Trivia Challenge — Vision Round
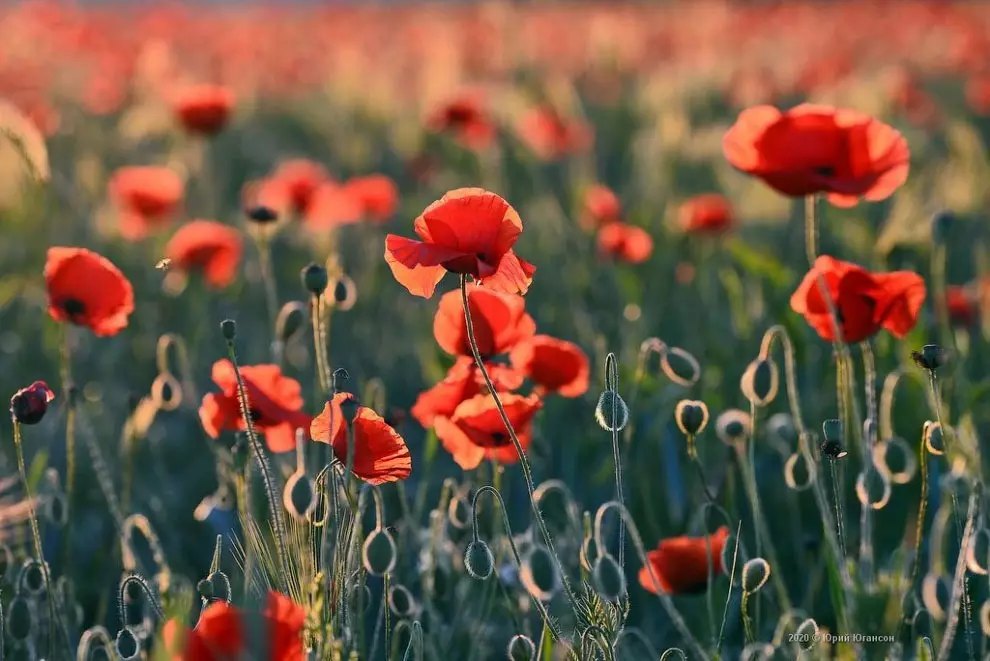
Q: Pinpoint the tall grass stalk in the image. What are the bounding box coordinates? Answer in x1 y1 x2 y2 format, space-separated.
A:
937 488 978 661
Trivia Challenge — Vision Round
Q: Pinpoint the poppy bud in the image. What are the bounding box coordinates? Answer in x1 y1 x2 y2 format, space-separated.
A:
855 465 891 510
595 390 629 432
283 472 317 521
464 539 495 580
301 263 329 296
10 381 55 425
507 634 536 661
911 344 947 372
20 560 45 595
6 596 32 643
362 528 397 576
387 583 417 618
333 279 349 304
520 546 560 600
923 421 945 455
591 553 627 601
115 626 141 660
220 319 237 341
196 578 214 600
820 438 848 460
659 650 687 661
741 557 771 594
675 399 709 442
931 210 954 245
246 205 278 224
794 618 820 651
661 347 701 387
715 409 751 447
740 358 778 406
275 301 307 344
822 418 843 443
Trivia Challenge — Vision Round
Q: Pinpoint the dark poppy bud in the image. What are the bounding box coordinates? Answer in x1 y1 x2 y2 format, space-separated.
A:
196 578 214 600
387 584 416 618
275 302 307 344
334 279 349 303
10 381 55 425
507 634 537 661
220 319 237 341
115 626 140 660
931 210 954 245
822 418 842 442
301 263 329 296
740 358 779 406
591 553 627 601
246 205 278 224
283 472 316 521
362 528 397 576
675 400 709 437
911 344 947 372
6 596 32 643
820 438 848 460
464 539 495 580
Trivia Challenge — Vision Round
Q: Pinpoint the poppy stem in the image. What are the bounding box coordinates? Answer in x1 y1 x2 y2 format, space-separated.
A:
457 274 581 616
59 326 76 575
604 352 626 569
311 293 331 395
714 520 744 661
255 234 280 356
897 425 929 644
804 194 819 266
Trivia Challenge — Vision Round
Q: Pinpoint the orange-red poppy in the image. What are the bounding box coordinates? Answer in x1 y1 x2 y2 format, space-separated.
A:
433 393 542 470
411 356 524 428
344 174 399 223
172 83 235 135
433 284 536 358
163 591 305 661
583 184 621 228
790 255 926 343
310 393 412 485
947 285 976 327
723 104 910 208
597 222 653 264
271 159 330 216
679 194 734 235
426 91 495 150
10 381 55 425
303 182 363 229
109 166 184 240
509 335 590 398
199 360 311 454
384 188 536 298
638 526 730 595
516 106 592 161
44 247 134 337
164 220 242 288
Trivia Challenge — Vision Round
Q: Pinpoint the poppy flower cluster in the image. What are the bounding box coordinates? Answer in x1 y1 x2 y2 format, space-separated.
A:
581 184 654 264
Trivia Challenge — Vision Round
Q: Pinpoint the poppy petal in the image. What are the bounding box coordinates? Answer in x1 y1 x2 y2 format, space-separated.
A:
384 235 450 298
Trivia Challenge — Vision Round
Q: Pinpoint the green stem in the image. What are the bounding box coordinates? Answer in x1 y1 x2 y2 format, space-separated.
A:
60 328 75 575
897 427 929 644
257 234 279 354
312 294 330 396
741 591 755 645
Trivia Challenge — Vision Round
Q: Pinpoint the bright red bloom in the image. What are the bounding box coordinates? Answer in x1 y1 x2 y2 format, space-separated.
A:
271 159 330 216
790 256 926 343
433 393 542 470
10 381 55 425
344 175 399 223
509 335 590 398
164 220 242 288
638 526 730 595
310 393 412 485
433 284 536 358
947 285 977 327
199 360 311 453
45 247 134 337
384 188 536 298
723 104 910 208
679 194 734 235
516 106 592 161
583 185 621 228
163 591 305 661
172 84 235 136
411 357 524 429
109 166 184 240
597 222 653 264
426 91 495 150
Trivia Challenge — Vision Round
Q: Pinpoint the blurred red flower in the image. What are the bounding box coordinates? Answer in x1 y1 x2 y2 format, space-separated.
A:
947 285 977 327
109 166 184 240
163 591 305 661
790 256 926 343
310 393 412 485
638 526 730 595
385 188 536 298
597 222 653 263
10 381 55 426
172 83 235 136
426 91 495 150
303 182 363 229
199 360 311 453
433 284 536 358
411 357 523 428
271 159 331 216
723 104 909 207
509 335 590 398
164 220 242 288
434 393 542 470
344 174 399 223
583 184 621 228
679 194 734 235
516 106 592 161
45 247 134 337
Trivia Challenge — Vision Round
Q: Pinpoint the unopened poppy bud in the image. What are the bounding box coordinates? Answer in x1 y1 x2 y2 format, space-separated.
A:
591 553 627 601
741 557 771 594
740 358 778 406
246 205 278 224
10 380 55 425
659 649 687 661
196 578 213 600
362 528 397 576
715 409 751 447
334 279 349 303
931 210 954 245
822 418 842 442
301 263 329 296
912 344 947 372
220 319 236 341
795 619 820 651
6 596 32 642
283 472 316 521
507 634 537 661
464 539 495 580
675 400 709 438
820 438 848 460
387 583 417 618
595 390 629 432
275 301 307 344
520 546 560 600
924 421 945 455
115 626 141 660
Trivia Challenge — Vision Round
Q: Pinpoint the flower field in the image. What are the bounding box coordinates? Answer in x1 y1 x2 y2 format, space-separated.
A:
3 1 990 659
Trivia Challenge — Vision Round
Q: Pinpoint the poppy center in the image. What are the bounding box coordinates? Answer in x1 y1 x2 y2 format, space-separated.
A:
814 166 836 177
61 298 86 318
248 408 265 423
476 253 488 262
490 431 507 443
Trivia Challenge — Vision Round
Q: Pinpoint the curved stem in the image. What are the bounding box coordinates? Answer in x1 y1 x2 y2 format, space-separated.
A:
605 352 625 568
118 573 166 626
741 591 755 645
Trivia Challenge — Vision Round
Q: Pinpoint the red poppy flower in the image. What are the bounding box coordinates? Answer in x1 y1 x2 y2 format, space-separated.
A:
790 256 926 343
723 104 910 208
163 591 305 661
426 91 495 150
344 174 399 223
242 177 292 220
303 182 363 229
109 166 184 240
172 83 235 136
947 285 976 327
411 357 524 428
516 106 592 161
384 188 536 298
509 335 590 398
10 381 55 425
271 159 330 216
679 194 734 235
199 360 311 454
583 185 621 228
164 220 242 288
45 247 134 337
638 526 730 595
433 284 536 358
433 393 542 470
597 222 653 264
310 393 412 485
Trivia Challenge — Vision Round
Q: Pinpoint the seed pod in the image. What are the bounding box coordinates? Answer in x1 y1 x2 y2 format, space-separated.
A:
924 421 945 455
464 539 495 580
794 618 819 651
388 584 417 618
507 634 536 661
741 557 771 593
115 626 141 660
520 546 560 600
591 553 626 601
220 319 236 341
715 409 751 447
595 391 629 432
675 399 709 437
301 263 329 296
661 347 701 386
740 358 778 406
362 528 397 577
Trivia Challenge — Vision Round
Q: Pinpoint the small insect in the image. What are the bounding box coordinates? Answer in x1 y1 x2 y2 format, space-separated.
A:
155 258 172 272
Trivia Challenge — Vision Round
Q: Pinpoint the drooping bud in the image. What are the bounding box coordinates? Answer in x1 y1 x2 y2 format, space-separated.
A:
115 626 141 660
464 539 495 580
362 528 397 576
507 634 537 661
715 409 751 447
595 391 629 432
591 553 627 601
220 319 237 341
740 358 779 407
924 421 945 456
741 557 771 594
10 381 55 425
246 205 278 224
520 546 561 600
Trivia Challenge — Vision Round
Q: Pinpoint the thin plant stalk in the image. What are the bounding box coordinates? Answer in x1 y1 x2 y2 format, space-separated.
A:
896 426 929 644
60 327 76 574
604 353 625 568
256 234 280 352
311 293 331 395
804 194 819 268
714 521 744 661
937 489 979 661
